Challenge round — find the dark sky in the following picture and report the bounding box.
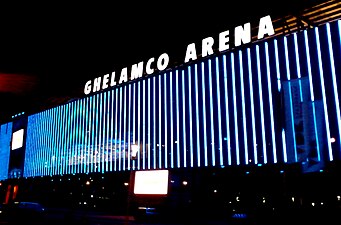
[0,1,326,123]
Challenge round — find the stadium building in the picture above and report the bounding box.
[1,1,341,221]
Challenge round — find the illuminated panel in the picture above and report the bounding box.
[247,48,258,164]
[95,95,100,173]
[91,97,96,173]
[284,37,298,162]
[208,59,216,166]
[188,66,194,167]
[39,111,44,176]
[127,85,131,170]
[0,123,12,180]
[274,40,287,162]
[147,79,151,169]
[176,70,180,168]
[238,51,248,165]
[265,42,277,163]
[327,22,341,150]
[170,71,174,168]
[256,45,268,164]
[76,100,81,174]
[223,55,231,165]
[133,170,169,195]
[215,58,223,166]
[182,70,187,168]
[49,109,55,175]
[201,62,208,166]
[315,27,333,160]
[11,129,24,150]
[142,81,146,170]
[119,87,123,171]
[159,75,162,168]
[102,92,107,173]
[84,98,89,173]
[194,64,201,167]
[24,118,32,177]
[164,73,168,168]
[231,53,240,165]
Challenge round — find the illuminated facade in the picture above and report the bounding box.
[0,19,341,180]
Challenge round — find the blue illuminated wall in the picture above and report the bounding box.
[23,20,341,177]
[0,122,12,180]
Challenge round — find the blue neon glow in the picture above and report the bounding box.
[102,92,106,173]
[85,97,89,173]
[132,83,136,170]
[256,45,267,164]
[215,58,223,166]
[265,42,277,163]
[282,129,288,162]
[0,123,12,179]
[164,73,168,168]
[328,22,341,149]
[95,95,100,173]
[188,66,194,167]
[110,90,114,171]
[99,93,103,173]
[194,64,201,167]
[119,88,123,171]
[223,55,231,165]
[181,70,187,167]
[247,48,258,164]
[137,82,141,169]
[238,51,248,165]
[170,71,174,168]
[315,27,333,161]
[293,33,303,102]
[231,53,240,165]
[201,62,208,166]
[208,59,216,166]
[123,86,127,171]
[284,37,298,162]
[176,70,180,168]
[105,92,109,172]
[115,88,118,171]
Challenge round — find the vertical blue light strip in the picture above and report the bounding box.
[176,70,180,168]
[293,33,303,102]
[201,62,208,166]
[91,97,95,173]
[85,97,89,173]
[123,86,127,171]
[72,101,77,174]
[115,88,118,171]
[106,92,110,172]
[142,80,146,170]
[284,37,298,162]
[153,77,156,169]
[208,59,216,166]
[238,51,248,165]
[182,70,187,168]
[231,53,240,165]
[132,84,136,170]
[315,27,333,160]
[223,56,231,165]
[137,82,141,170]
[164,73,168,168]
[328,22,341,149]
[79,99,83,174]
[194,64,201,167]
[170,72,174,168]
[62,105,67,175]
[265,42,277,163]
[102,92,106,173]
[118,87,122,171]
[215,58,223,166]
[66,103,72,174]
[282,129,287,162]
[256,45,267,164]
[148,79,151,169]
[159,75,162,168]
[188,66,194,167]
[110,91,114,172]
[127,86,131,170]
[247,48,258,164]
[274,40,287,162]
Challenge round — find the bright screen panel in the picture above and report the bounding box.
[11,129,24,150]
[133,170,169,195]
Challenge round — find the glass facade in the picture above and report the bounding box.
[0,122,12,180]
[10,20,341,177]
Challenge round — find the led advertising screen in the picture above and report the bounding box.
[11,129,24,150]
[133,170,169,195]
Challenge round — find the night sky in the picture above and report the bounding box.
[0,1,326,123]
